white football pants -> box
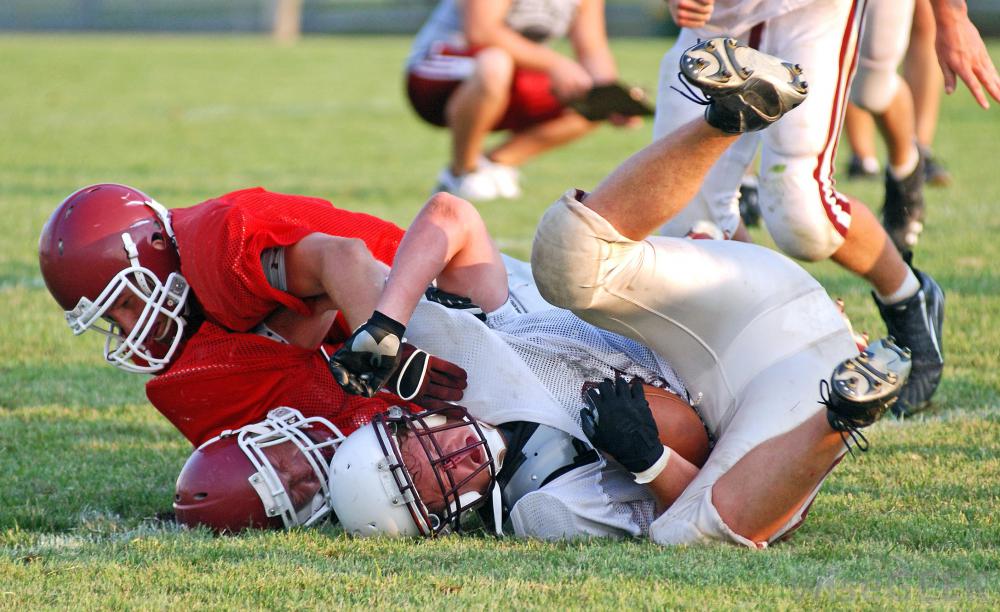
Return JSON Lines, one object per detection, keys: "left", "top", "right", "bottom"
{"left": 655, "top": 0, "right": 866, "bottom": 262}
{"left": 531, "top": 192, "right": 858, "bottom": 546}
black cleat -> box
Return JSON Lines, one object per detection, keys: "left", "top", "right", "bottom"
{"left": 847, "top": 154, "right": 880, "bottom": 181}
{"left": 823, "top": 337, "right": 912, "bottom": 452}
{"left": 882, "top": 154, "right": 926, "bottom": 257}
{"left": 874, "top": 269, "right": 945, "bottom": 416}
{"left": 738, "top": 174, "right": 761, "bottom": 227}
{"left": 921, "top": 146, "right": 952, "bottom": 187}
{"left": 677, "top": 37, "right": 809, "bottom": 134}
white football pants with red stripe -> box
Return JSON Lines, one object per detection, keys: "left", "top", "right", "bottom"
{"left": 654, "top": 0, "right": 866, "bottom": 262}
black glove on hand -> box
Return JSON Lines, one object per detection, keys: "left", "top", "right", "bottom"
{"left": 386, "top": 343, "right": 468, "bottom": 408}
{"left": 424, "top": 286, "right": 487, "bottom": 322}
{"left": 580, "top": 376, "right": 664, "bottom": 474}
{"left": 327, "top": 311, "right": 405, "bottom": 397}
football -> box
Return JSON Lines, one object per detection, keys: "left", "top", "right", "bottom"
{"left": 643, "top": 384, "right": 711, "bottom": 468}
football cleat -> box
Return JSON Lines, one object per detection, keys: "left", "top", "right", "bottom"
{"left": 677, "top": 37, "right": 809, "bottom": 134}
{"left": 435, "top": 166, "right": 500, "bottom": 202}
{"left": 882, "top": 153, "right": 926, "bottom": 257}
{"left": 738, "top": 173, "right": 761, "bottom": 227}
{"left": 921, "top": 146, "right": 952, "bottom": 187}
{"left": 847, "top": 154, "right": 881, "bottom": 181}
{"left": 823, "top": 337, "right": 912, "bottom": 452}
{"left": 482, "top": 158, "right": 522, "bottom": 199}
{"left": 875, "top": 269, "right": 945, "bottom": 416}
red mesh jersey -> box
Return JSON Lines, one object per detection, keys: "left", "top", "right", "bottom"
{"left": 170, "top": 187, "right": 404, "bottom": 332}
{"left": 146, "top": 321, "right": 413, "bottom": 447}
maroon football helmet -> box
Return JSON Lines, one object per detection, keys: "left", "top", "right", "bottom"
{"left": 38, "top": 183, "right": 190, "bottom": 372}
{"left": 174, "top": 407, "right": 345, "bottom": 532}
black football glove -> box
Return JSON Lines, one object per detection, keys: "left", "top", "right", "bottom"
{"left": 327, "top": 311, "right": 405, "bottom": 397}
{"left": 424, "top": 286, "right": 487, "bottom": 322}
{"left": 580, "top": 376, "right": 665, "bottom": 474}
{"left": 386, "top": 343, "right": 468, "bottom": 409}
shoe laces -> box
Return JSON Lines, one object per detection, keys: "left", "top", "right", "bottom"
{"left": 670, "top": 71, "right": 712, "bottom": 106}
{"left": 819, "top": 379, "right": 869, "bottom": 455}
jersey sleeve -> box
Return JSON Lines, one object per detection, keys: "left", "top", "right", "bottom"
{"left": 145, "top": 322, "right": 411, "bottom": 446}
{"left": 171, "top": 187, "right": 404, "bottom": 332}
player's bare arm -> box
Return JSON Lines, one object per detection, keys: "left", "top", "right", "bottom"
{"left": 465, "top": 0, "right": 592, "bottom": 101}
{"left": 261, "top": 296, "right": 340, "bottom": 350}
{"left": 666, "top": 0, "right": 715, "bottom": 29}
{"left": 325, "top": 194, "right": 501, "bottom": 397}
{"left": 282, "top": 232, "right": 389, "bottom": 330}
{"left": 930, "top": 0, "right": 1000, "bottom": 108}
{"left": 569, "top": 0, "right": 617, "bottom": 85}
{"left": 376, "top": 192, "right": 509, "bottom": 327}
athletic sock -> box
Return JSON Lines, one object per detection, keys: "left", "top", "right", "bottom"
{"left": 889, "top": 144, "right": 920, "bottom": 181}
{"left": 876, "top": 268, "right": 921, "bottom": 305}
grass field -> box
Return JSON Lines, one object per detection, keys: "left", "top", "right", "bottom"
{"left": 1, "top": 35, "right": 998, "bottom": 609}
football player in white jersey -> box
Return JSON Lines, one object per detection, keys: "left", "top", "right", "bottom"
{"left": 328, "top": 39, "right": 911, "bottom": 547}
{"left": 654, "top": 0, "right": 998, "bottom": 416}
{"left": 846, "top": 0, "right": 927, "bottom": 256}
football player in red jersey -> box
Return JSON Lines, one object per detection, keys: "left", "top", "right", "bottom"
{"left": 38, "top": 184, "right": 467, "bottom": 446}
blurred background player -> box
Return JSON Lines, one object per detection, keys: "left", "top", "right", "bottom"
{"left": 406, "top": 0, "right": 634, "bottom": 201}
{"left": 847, "top": 0, "right": 952, "bottom": 188}
{"left": 842, "top": 0, "right": 942, "bottom": 256}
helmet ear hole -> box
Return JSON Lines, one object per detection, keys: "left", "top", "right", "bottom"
{"left": 194, "top": 492, "right": 208, "bottom": 500}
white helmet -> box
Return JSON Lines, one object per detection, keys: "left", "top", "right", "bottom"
{"left": 329, "top": 406, "right": 505, "bottom": 538}
{"left": 174, "top": 407, "right": 346, "bottom": 531}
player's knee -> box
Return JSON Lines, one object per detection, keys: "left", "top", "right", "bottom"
{"left": 530, "top": 202, "right": 602, "bottom": 311}
{"left": 849, "top": 69, "right": 900, "bottom": 114}
{"left": 770, "top": 227, "right": 841, "bottom": 262}
{"left": 759, "top": 179, "right": 846, "bottom": 262}
{"left": 472, "top": 47, "right": 515, "bottom": 94}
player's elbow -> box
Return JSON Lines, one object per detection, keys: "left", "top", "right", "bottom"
{"left": 424, "top": 191, "right": 479, "bottom": 225}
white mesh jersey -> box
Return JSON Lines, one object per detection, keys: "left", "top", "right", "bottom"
{"left": 404, "top": 264, "right": 685, "bottom": 540}
{"left": 407, "top": 0, "right": 580, "bottom": 68}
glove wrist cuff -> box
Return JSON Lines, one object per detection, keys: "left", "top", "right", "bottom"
{"left": 632, "top": 446, "right": 671, "bottom": 484}
{"left": 368, "top": 310, "right": 406, "bottom": 338}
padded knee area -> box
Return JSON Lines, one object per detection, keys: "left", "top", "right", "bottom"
{"left": 531, "top": 194, "right": 619, "bottom": 311}
{"left": 850, "top": 68, "right": 901, "bottom": 114}
{"left": 758, "top": 165, "right": 848, "bottom": 262}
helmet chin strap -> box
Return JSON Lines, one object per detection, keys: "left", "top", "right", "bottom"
{"left": 120, "top": 232, "right": 153, "bottom": 296}
{"left": 127, "top": 196, "right": 177, "bottom": 245}
{"left": 478, "top": 423, "right": 507, "bottom": 536}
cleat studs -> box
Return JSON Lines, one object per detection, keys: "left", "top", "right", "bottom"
{"left": 705, "top": 40, "right": 716, "bottom": 51}
{"left": 727, "top": 38, "right": 738, "bottom": 48}
{"left": 741, "top": 67, "right": 753, "bottom": 78}
{"left": 793, "top": 63, "right": 803, "bottom": 74}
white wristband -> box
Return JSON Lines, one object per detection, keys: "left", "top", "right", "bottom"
{"left": 632, "top": 446, "right": 671, "bottom": 484}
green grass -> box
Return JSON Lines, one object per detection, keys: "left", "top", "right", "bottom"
{"left": 1, "top": 34, "right": 998, "bottom": 609}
